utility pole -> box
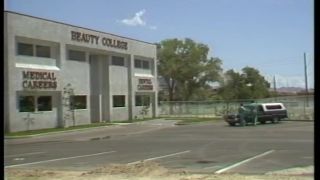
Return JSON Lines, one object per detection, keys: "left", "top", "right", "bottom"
{"left": 273, "top": 75, "right": 277, "bottom": 92}
{"left": 304, "top": 52, "right": 309, "bottom": 108}
{"left": 273, "top": 75, "right": 277, "bottom": 101}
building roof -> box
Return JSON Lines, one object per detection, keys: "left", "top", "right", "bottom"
{"left": 4, "top": 10, "right": 156, "bottom": 46}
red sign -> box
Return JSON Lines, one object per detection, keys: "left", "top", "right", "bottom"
{"left": 138, "top": 79, "right": 153, "bottom": 91}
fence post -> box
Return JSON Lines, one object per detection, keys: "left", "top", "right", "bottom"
{"left": 303, "top": 96, "right": 306, "bottom": 119}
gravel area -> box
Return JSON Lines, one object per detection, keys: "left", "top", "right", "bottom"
{"left": 5, "top": 162, "right": 314, "bottom": 180}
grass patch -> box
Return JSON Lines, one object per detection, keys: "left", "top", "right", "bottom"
{"left": 5, "top": 122, "right": 113, "bottom": 137}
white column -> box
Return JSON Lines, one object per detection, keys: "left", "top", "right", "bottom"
{"left": 127, "top": 54, "right": 135, "bottom": 121}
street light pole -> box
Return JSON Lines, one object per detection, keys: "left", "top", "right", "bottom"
{"left": 304, "top": 52, "right": 309, "bottom": 107}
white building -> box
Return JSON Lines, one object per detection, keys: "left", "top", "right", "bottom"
{"left": 4, "top": 11, "right": 158, "bottom": 133}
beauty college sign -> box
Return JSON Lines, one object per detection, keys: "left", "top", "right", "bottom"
{"left": 71, "top": 31, "right": 128, "bottom": 50}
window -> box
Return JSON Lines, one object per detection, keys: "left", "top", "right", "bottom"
{"left": 142, "top": 61, "right": 150, "bottom": 69}
{"left": 112, "top": 56, "right": 125, "bottom": 66}
{"left": 68, "top": 50, "right": 86, "bottom": 61}
{"left": 17, "top": 43, "right": 52, "bottom": 58}
{"left": 19, "top": 96, "right": 35, "bottom": 112}
{"left": 37, "top": 96, "right": 52, "bottom": 111}
{"left": 19, "top": 95, "right": 53, "bottom": 112}
{"left": 113, "top": 95, "right": 125, "bottom": 107}
{"left": 134, "top": 59, "right": 150, "bottom": 69}
{"left": 18, "top": 43, "right": 33, "bottom": 56}
{"left": 36, "top": 45, "right": 51, "bottom": 58}
{"left": 135, "top": 95, "right": 150, "bottom": 106}
{"left": 266, "top": 105, "right": 282, "bottom": 110}
{"left": 70, "top": 96, "right": 87, "bottom": 109}
{"left": 257, "top": 105, "right": 263, "bottom": 112}
{"left": 134, "top": 59, "right": 142, "bottom": 68}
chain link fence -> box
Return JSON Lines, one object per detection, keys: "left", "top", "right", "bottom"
{"left": 158, "top": 95, "right": 314, "bottom": 120}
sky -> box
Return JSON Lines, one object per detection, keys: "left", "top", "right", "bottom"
{"left": 5, "top": 0, "right": 314, "bottom": 88}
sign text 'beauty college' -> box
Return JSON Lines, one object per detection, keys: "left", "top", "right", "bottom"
{"left": 71, "top": 31, "right": 128, "bottom": 50}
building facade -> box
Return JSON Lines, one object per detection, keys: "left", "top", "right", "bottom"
{"left": 4, "top": 11, "right": 158, "bottom": 133}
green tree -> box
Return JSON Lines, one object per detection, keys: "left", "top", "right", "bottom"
{"left": 218, "top": 67, "right": 270, "bottom": 100}
{"left": 157, "top": 38, "right": 223, "bottom": 101}
{"left": 242, "top": 66, "right": 270, "bottom": 98}
{"left": 219, "top": 70, "right": 249, "bottom": 100}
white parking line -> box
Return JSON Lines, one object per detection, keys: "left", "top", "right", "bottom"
{"left": 128, "top": 150, "right": 191, "bottom": 165}
{"left": 215, "top": 150, "right": 275, "bottom": 174}
{"left": 6, "top": 152, "right": 45, "bottom": 158}
{"left": 5, "top": 151, "right": 116, "bottom": 168}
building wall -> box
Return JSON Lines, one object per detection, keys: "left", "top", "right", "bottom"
{"left": 109, "top": 56, "right": 129, "bottom": 121}
{"left": 4, "top": 11, "right": 158, "bottom": 132}
{"left": 4, "top": 12, "right": 9, "bottom": 132}
{"left": 15, "top": 91, "right": 60, "bottom": 130}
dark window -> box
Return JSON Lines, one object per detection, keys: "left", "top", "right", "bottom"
{"left": 37, "top": 96, "right": 52, "bottom": 111}
{"left": 135, "top": 95, "right": 150, "bottom": 106}
{"left": 18, "top": 43, "right": 33, "bottom": 56}
{"left": 113, "top": 95, "right": 125, "bottom": 107}
{"left": 135, "top": 59, "right": 150, "bottom": 69}
{"left": 68, "top": 50, "right": 86, "bottom": 61}
{"left": 257, "top": 105, "right": 263, "bottom": 112}
{"left": 266, "top": 105, "right": 282, "bottom": 110}
{"left": 19, "top": 96, "right": 35, "bottom": 112}
{"left": 70, "top": 96, "right": 87, "bottom": 109}
{"left": 36, "top": 45, "right": 51, "bottom": 58}
{"left": 112, "top": 56, "right": 125, "bottom": 66}
{"left": 142, "top": 61, "right": 150, "bottom": 69}
{"left": 134, "top": 59, "right": 142, "bottom": 68}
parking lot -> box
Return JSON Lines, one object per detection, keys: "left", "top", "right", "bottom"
{"left": 4, "top": 120, "right": 314, "bottom": 175}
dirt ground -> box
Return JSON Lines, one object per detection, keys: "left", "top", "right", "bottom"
{"left": 5, "top": 161, "right": 314, "bottom": 180}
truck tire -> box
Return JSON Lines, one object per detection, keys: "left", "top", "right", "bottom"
{"left": 272, "top": 117, "right": 279, "bottom": 123}
{"left": 240, "top": 119, "right": 246, "bottom": 127}
{"left": 260, "top": 120, "right": 266, "bottom": 124}
{"left": 228, "top": 122, "right": 235, "bottom": 126}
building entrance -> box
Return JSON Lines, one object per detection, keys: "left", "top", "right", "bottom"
{"left": 89, "top": 55, "right": 110, "bottom": 122}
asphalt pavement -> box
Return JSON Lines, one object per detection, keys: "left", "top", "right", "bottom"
{"left": 4, "top": 119, "right": 314, "bottom": 175}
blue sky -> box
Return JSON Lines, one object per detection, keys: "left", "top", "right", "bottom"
{"left": 5, "top": 0, "right": 314, "bottom": 88}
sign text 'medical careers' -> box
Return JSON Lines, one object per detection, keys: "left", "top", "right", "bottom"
{"left": 71, "top": 31, "right": 128, "bottom": 50}
{"left": 22, "top": 71, "right": 57, "bottom": 89}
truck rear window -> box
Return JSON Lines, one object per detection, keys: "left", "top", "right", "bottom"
{"left": 265, "top": 105, "right": 282, "bottom": 110}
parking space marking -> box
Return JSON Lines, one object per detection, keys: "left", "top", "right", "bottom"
{"left": 128, "top": 150, "right": 191, "bottom": 165}
{"left": 5, "top": 151, "right": 116, "bottom": 168}
{"left": 6, "top": 151, "right": 46, "bottom": 158}
{"left": 215, "top": 150, "right": 275, "bottom": 174}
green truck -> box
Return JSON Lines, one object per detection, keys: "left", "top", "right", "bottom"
{"left": 224, "top": 103, "right": 288, "bottom": 126}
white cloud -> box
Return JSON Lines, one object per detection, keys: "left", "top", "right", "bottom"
{"left": 119, "top": 9, "right": 158, "bottom": 30}
{"left": 120, "top": 9, "right": 146, "bottom": 26}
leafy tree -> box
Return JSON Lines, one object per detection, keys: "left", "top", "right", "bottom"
{"left": 219, "top": 67, "right": 270, "bottom": 100}
{"left": 157, "top": 38, "right": 223, "bottom": 101}
{"left": 242, "top": 66, "right": 270, "bottom": 98}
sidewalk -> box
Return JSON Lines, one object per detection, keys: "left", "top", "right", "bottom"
{"left": 4, "top": 119, "right": 179, "bottom": 145}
